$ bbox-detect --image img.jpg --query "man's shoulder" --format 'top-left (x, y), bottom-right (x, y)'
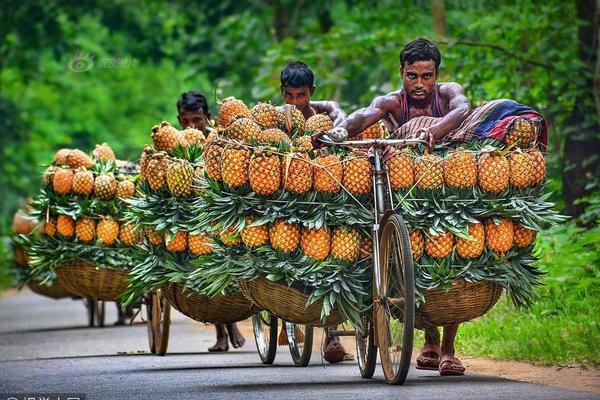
top-left (438, 81), bottom-right (465, 95)
top-left (372, 90), bottom-right (403, 108)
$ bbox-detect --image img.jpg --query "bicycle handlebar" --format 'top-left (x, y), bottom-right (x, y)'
top-left (318, 135), bottom-right (428, 148)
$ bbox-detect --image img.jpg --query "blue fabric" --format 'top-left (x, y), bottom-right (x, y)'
top-left (473, 100), bottom-right (537, 140)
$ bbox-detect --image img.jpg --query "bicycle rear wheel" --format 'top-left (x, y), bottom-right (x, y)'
top-left (375, 213), bottom-right (415, 385)
top-left (147, 290), bottom-right (171, 355)
top-left (252, 311), bottom-right (278, 364)
top-left (286, 322), bottom-right (313, 367)
top-left (355, 315), bottom-right (377, 378)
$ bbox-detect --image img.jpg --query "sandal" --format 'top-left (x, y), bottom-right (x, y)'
top-left (416, 343), bottom-right (441, 370)
top-left (439, 354), bottom-right (465, 376)
top-left (323, 341), bottom-right (347, 363)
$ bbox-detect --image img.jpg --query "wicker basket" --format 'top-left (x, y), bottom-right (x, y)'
top-left (57, 261), bottom-right (129, 301)
top-left (27, 280), bottom-right (72, 299)
top-left (163, 283), bottom-right (255, 324)
top-left (238, 278), bottom-right (343, 327)
top-left (415, 279), bottom-right (502, 328)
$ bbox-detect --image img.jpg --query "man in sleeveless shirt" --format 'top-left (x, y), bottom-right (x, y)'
top-left (326, 39), bottom-right (471, 375)
top-left (279, 62), bottom-right (353, 364)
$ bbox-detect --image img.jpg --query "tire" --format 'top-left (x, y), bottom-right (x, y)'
top-left (147, 290), bottom-right (171, 356)
top-left (286, 323), bottom-right (313, 367)
top-left (374, 212), bottom-right (415, 385)
top-left (86, 299), bottom-right (95, 327)
top-left (253, 311), bottom-right (278, 364)
top-left (95, 301), bottom-right (105, 327)
top-left (356, 315), bottom-right (377, 378)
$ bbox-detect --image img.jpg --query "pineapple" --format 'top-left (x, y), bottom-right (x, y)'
top-left (52, 167), bottom-right (74, 195)
top-left (165, 231), bottom-right (188, 252)
top-left (145, 227), bottom-right (163, 246)
top-left (425, 228), bottom-right (454, 258)
top-left (75, 218), bottom-right (96, 242)
top-left (14, 248), bottom-right (28, 266)
top-left (225, 116), bottom-right (262, 143)
top-left (139, 145), bottom-right (154, 182)
top-left (119, 223), bottom-right (138, 246)
top-left (151, 121), bottom-right (179, 152)
top-left (508, 151), bottom-right (534, 189)
top-left (44, 217), bottom-right (57, 237)
top-left (409, 230), bottom-right (424, 260)
top-left (300, 226), bottom-right (331, 260)
top-left (219, 97), bottom-right (253, 127)
top-left (97, 217), bottom-right (120, 246)
top-left (220, 146), bottom-right (250, 188)
top-left (269, 220), bottom-right (299, 254)
top-left (12, 210), bottom-right (36, 235)
top-left (305, 114), bottom-right (333, 134)
top-left (356, 121), bottom-right (385, 140)
top-left (249, 149), bottom-right (281, 196)
top-left (53, 148), bottom-right (71, 165)
top-left (92, 143), bottom-right (116, 161)
top-left (166, 159), bottom-right (194, 197)
top-left (258, 128), bottom-right (292, 144)
top-left (251, 102), bottom-right (279, 129)
top-left (179, 128), bottom-right (205, 147)
top-left (94, 173), bottom-right (117, 200)
top-left (204, 135), bottom-right (223, 182)
top-left (146, 152), bottom-right (169, 190)
top-left (443, 149), bottom-right (477, 188)
top-left (342, 151), bottom-right (372, 195)
top-left (387, 151), bottom-right (414, 190)
top-left (505, 117), bottom-right (536, 148)
top-left (219, 225), bottom-right (242, 246)
top-left (241, 217), bottom-right (269, 248)
top-left (478, 152), bottom-right (509, 193)
top-left (282, 152), bottom-right (313, 195)
top-left (72, 169), bottom-right (95, 195)
top-left (42, 166), bottom-right (57, 187)
top-left (66, 149), bottom-right (93, 169)
top-left (278, 104), bottom-right (305, 136)
top-left (189, 234), bottom-right (213, 255)
top-left (485, 218), bottom-right (514, 253)
top-left (359, 237), bottom-right (373, 259)
top-left (514, 224), bottom-right (537, 248)
top-left (414, 153), bottom-right (444, 189)
top-left (193, 166), bottom-right (205, 195)
top-left (56, 215), bottom-right (75, 238)
top-left (527, 149), bottom-right (546, 186)
top-left (331, 226), bottom-right (360, 262)
top-left (293, 135), bottom-right (313, 152)
top-left (314, 153), bottom-right (343, 193)
top-left (456, 222), bottom-right (485, 259)
top-left (117, 179), bottom-right (136, 198)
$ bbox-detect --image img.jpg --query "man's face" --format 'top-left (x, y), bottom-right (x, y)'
top-left (178, 110), bottom-right (208, 131)
top-left (281, 85), bottom-right (315, 110)
top-left (401, 60), bottom-right (437, 103)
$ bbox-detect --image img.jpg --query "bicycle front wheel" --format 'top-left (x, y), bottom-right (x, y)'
top-left (252, 311), bottom-right (278, 364)
top-left (374, 213), bottom-right (415, 385)
top-left (286, 322), bottom-right (313, 367)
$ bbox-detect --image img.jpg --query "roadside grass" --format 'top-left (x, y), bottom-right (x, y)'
top-left (455, 222), bottom-right (600, 367)
top-left (0, 237), bottom-right (13, 290)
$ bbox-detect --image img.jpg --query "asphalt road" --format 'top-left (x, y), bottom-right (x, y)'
top-left (0, 289), bottom-right (597, 400)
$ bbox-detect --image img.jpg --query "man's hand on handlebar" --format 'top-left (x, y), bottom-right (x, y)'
top-left (417, 127), bottom-right (435, 151)
top-left (311, 127), bottom-right (349, 149)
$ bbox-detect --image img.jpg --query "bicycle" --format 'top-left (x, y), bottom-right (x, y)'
top-left (317, 129), bottom-right (425, 385)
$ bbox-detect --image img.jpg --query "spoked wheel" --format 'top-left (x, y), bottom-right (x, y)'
top-left (252, 311), bottom-right (278, 364)
top-left (146, 290), bottom-right (171, 355)
top-left (95, 301), bottom-right (105, 327)
top-left (85, 299), bottom-right (95, 327)
top-left (286, 322), bottom-right (313, 367)
top-left (375, 213), bottom-right (415, 385)
top-left (356, 315), bottom-right (377, 378)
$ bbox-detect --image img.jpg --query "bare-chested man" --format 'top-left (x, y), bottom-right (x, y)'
top-left (320, 39), bottom-right (471, 375)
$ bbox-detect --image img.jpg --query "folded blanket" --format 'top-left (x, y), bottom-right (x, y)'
top-left (393, 99), bottom-right (547, 150)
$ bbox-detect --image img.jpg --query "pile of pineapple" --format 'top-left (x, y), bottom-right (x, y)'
top-left (23, 144), bottom-right (139, 276)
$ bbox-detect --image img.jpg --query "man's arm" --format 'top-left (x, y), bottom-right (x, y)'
top-left (427, 82), bottom-right (470, 141)
top-left (338, 94), bottom-right (399, 138)
top-left (311, 100), bottom-right (347, 127)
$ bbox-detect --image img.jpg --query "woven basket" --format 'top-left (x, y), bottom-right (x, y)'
top-left (27, 280), bottom-right (72, 299)
top-left (57, 261), bottom-right (129, 301)
top-left (163, 283), bottom-right (255, 324)
top-left (238, 278), bottom-right (343, 327)
top-left (415, 279), bottom-right (502, 328)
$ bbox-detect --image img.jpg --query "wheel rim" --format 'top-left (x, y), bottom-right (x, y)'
top-left (356, 316), bottom-right (376, 378)
top-left (149, 290), bottom-right (170, 355)
top-left (145, 294), bottom-right (156, 353)
top-left (253, 311), bottom-right (277, 363)
top-left (286, 323), bottom-right (312, 366)
top-left (376, 215), bottom-right (414, 384)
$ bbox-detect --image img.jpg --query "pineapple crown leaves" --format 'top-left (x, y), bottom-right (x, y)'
top-left (169, 142), bottom-right (204, 164)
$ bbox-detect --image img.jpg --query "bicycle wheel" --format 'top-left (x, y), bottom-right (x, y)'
top-left (95, 301), bottom-right (105, 327)
top-left (355, 315), bottom-right (377, 378)
top-left (286, 322), bottom-right (313, 367)
top-left (252, 311), bottom-right (278, 364)
top-left (375, 212), bottom-right (415, 385)
top-left (85, 299), bottom-right (95, 327)
top-left (147, 290), bottom-right (171, 356)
